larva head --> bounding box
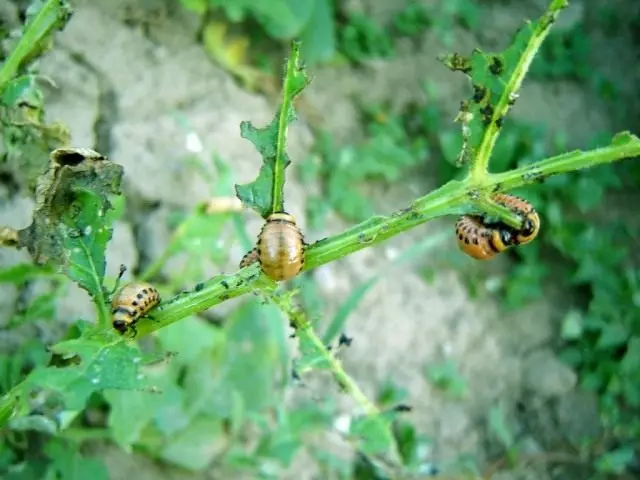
[112,307,135,333]
[515,211,540,245]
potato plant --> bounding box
[1,0,639,478]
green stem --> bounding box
[474,195,524,229]
[0,0,71,94]
[271,42,301,214]
[471,0,568,180]
[129,132,639,336]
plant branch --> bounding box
[471,0,568,180]
[272,41,301,213]
[473,195,523,229]
[0,0,72,95]
[129,131,639,337]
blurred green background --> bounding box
[0,0,639,478]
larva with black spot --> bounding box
[256,212,305,281]
[455,193,541,260]
[491,193,540,245]
[111,282,160,336]
[455,215,513,260]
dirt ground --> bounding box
[1,0,632,478]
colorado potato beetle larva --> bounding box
[491,193,540,245]
[111,282,161,336]
[455,215,513,260]
[456,193,540,260]
[256,212,305,281]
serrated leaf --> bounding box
[235,41,311,217]
[440,0,568,169]
[25,338,151,410]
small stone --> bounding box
[522,348,577,398]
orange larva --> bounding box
[455,193,540,260]
[491,193,540,245]
[455,215,513,260]
[111,282,161,336]
[256,212,305,281]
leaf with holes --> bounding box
[234,41,310,217]
[17,148,123,324]
[440,0,568,168]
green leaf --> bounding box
[44,440,109,480]
[322,277,377,345]
[620,336,640,374]
[215,299,289,414]
[0,394,19,428]
[25,337,151,410]
[350,414,396,456]
[105,386,177,449]
[234,41,311,216]
[179,0,207,15]
[424,359,467,398]
[0,263,54,283]
[159,415,225,471]
[299,0,335,64]
[596,322,628,350]
[0,0,73,95]
[594,446,635,474]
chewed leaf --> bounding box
[235,41,311,217]
[440,0,568,168]
[17,148,123,323]
[25,338,154,411]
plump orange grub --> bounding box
[257,212,305,281]
[111,282,161,335]
[455,215,513,260]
